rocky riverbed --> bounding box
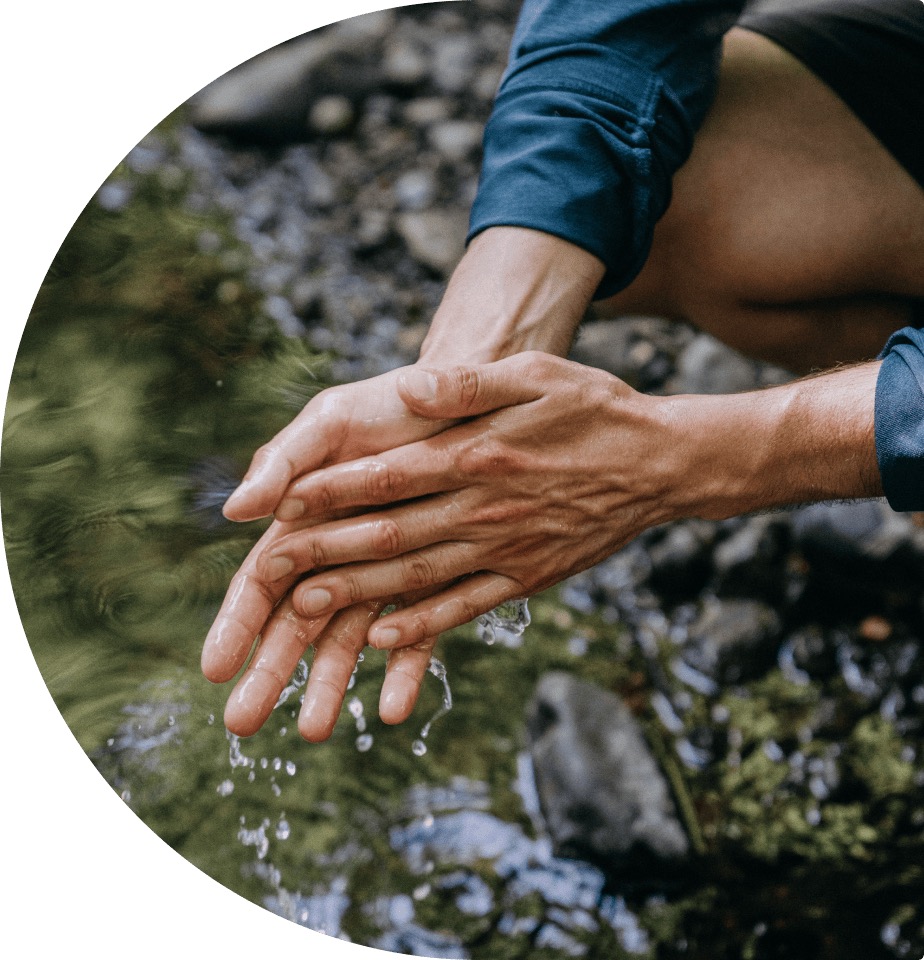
[8,2,923,958]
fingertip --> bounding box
[298,688,338,743]
[379,678,416,725]
[369,624,403,650]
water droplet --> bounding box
[285,760,296,776]
[348,696,364,719]
[217,779,234,797]
[412,740,427,756]
[271,783,282,797]
[476,598,530,648]
[279,726,287,736]
[207,714,215,725]
[260,757,269,769]
[275,819,291,841]
[272,757,282,771]
[106,737,115,747]
[412,883,431,901]
[355,733,373,752]
[120,788,131,803]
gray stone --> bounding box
[189,34,337,143]
[308,95,355,136]
[430,35,476,94]
[527,672,689,874]
[712,515,789,597]
[404,97,452,127]
[428,120,484,162]
[683,597,782,683]
[570,316,689,390]
[647,520,717,597]
[396,210,468,275]
[393,169,437,211]
[383,39,429,89]
[669,333,762,395]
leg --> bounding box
[595,27,924,375]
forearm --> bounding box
[418,226,605,366]
[660,362,883,522]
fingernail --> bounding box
[264,555,294,581]
[373,626,402,648]
[223,483,248,512]
[406,370,437,402]
[300,587,332,614]
[275,498,305,521]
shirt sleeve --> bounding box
[875,326,924,512]
[468,0,746,299]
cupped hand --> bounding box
[253,352,679,650]
[201,517,440,741]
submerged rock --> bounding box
[526,672,689,878]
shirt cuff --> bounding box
[467,52,680,300]
[875,325,924,511]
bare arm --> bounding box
[257,355,882,651]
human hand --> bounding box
[201,518,439,741]
[221,365,456,524]
[252,352,679,650]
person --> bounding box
[201,0,924,742]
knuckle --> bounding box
[312,482,335,515]
[344,576,365,605]
[403,553,437,590]
[303,537,326,567]
[454,367,482,412]
[364,461,403,502]
[371,518,404,557]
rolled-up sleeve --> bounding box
[875,326,924,511]
[468,0,745,298]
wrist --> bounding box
[418,226,605,366]
[659,363,883,521]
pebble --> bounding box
[309,95,355,136]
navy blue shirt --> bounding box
[470,0,923,510]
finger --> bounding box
[298,601,383,742]
[223,411,333,521]
[380,634,439,724]
[291,544,475,617]
[223,596,332,737]
[259,496,463,583]
[274,444,460,522]
[397,354,547,420]
[201,524,301,683]
[368,573,524,649]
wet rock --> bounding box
[647,520,717,598]
[526,672,689,877]
[682,597,783,683]
[396,210,468,275]
[668,333,761,395]
[712,515,790,598]
[791,500,919,567]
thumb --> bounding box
[398,357,543,419]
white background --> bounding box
[1,2,449,957]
